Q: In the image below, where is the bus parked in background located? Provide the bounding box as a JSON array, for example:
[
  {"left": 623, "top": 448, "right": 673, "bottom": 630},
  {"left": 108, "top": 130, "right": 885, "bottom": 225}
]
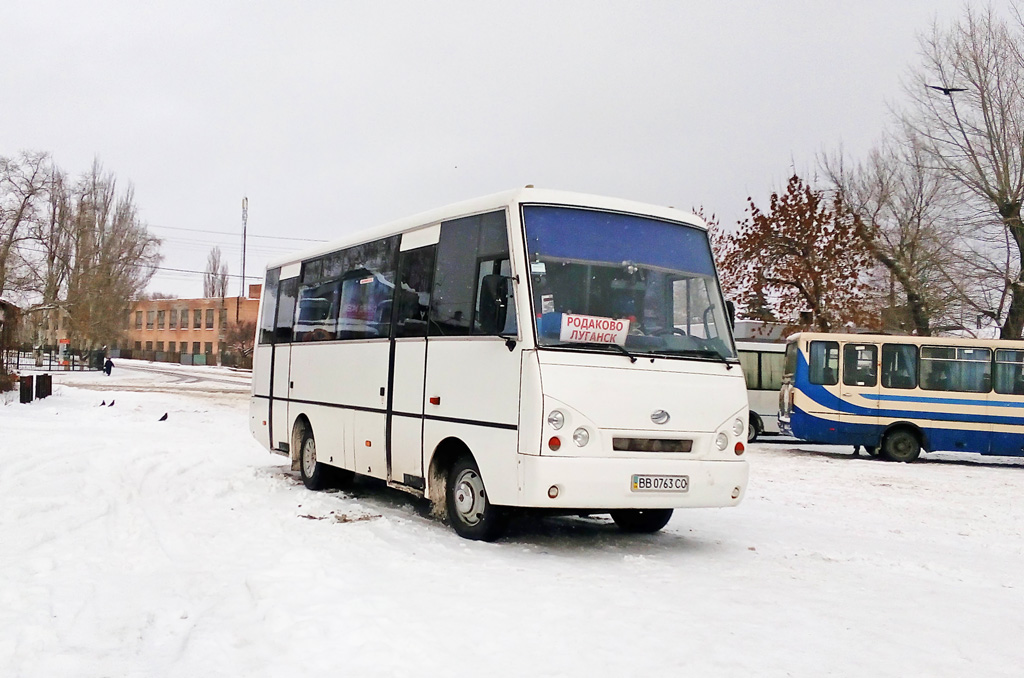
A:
[
  {"left": 250, "top": 188, "right": 750, "bottom": 540},
  {"left": 778, "top": 332, "right": 1024, "bottom": 462},
  {"left": 736, "top": 340, "right": 786, "bottom": 442}
]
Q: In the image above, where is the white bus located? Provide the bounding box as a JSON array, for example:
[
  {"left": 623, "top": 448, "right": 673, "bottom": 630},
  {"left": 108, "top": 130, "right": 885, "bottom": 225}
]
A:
[
  {"left": 736, "top": 340, "right": 786, "bottom": 442},
  {"left": 250, "top": 188, "right": 750, "bottom": 540}
]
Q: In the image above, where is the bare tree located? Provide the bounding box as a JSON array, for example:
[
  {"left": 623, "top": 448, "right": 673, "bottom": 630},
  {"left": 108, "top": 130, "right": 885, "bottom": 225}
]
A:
[
  {"left": 822, "top": 130, "right": 969, "bottom": 335},
  {"left": 0, "top": 152, "right": 51, "bottom": 300},
  {"left": 61, "top": 161, "right": 162, "bottom": 350},
  {"left": 204, "top": 246, "right": 229, "bottom": 299},
  {"left": 902, "top": 4, "right": 1024, "bottom": 337}
]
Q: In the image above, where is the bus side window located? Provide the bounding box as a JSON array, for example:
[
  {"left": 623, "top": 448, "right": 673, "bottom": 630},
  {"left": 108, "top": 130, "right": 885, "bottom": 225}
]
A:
[
  {"left": 431, "top": 210, "right": 511, "bottom": 337},
  {"left": 275, "top": 277, "right": 298, "bottom": 343},
  {"left": 881, "top": 344, "right": 918, "bottom": 389},
  {"left": 808, "top": 341, "right": 839, "bottom": 385},
  {"left": 395, "top": 246, "right": 436, "bottom": 338},
  {"left": 995, "top": 349, "right": 1024, "bottom": 395},
  {"left": 842, "top": 344, "right": 877, "bottom": 387},
  {"left": 258, "top": 268, "right": 280, "bottom": 344}
]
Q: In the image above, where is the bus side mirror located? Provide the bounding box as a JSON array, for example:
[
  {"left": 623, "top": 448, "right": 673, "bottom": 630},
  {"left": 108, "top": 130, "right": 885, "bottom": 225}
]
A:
[{"left": 726, "top": 300, "right": 736, "bottom": 330}]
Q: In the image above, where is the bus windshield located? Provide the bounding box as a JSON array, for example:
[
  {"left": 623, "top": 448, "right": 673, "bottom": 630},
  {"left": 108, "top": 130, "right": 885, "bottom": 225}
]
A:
[{"left": 523, "top": 205, "right": 736, "bottom": 361}]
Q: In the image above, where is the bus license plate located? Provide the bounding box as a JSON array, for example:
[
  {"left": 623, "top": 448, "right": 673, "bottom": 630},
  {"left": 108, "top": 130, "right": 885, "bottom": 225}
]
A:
[{"left": 631, "top": 474, "right": 688, "bottom": 492}]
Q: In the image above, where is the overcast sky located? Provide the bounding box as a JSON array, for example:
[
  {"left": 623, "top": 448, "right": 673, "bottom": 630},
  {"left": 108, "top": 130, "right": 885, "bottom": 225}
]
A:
[{"left": 1, "top": 0, "right": 974, "bottom": 298}]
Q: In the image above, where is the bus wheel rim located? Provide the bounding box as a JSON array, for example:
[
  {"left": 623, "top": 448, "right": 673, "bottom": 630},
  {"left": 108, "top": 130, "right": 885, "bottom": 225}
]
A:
[
  {"left": 453, "top": 469, "right": 484, "bottom": 526},
  {"left": 302, "top": 438, "right": 316, "bottom": 476}
]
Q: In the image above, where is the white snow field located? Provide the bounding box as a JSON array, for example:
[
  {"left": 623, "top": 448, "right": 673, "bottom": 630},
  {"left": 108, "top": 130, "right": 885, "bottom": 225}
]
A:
[{"left": 2, "top": 362, "right": 1022, "bottom": 677}]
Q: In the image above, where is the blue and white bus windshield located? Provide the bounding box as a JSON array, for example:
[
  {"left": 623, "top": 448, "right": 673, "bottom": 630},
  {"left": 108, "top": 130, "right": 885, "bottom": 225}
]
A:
[{"left": 522, "top": 205, "right": 735, "bottom": 361}]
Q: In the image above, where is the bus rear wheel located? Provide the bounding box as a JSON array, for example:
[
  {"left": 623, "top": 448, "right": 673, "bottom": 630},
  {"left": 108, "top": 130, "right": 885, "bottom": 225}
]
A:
[
  {"left": 446, "top": 455, "right": 509, "bottom": 541},
  {"left": 747, "top": 414, "right": 761, "bottom": 443},
  {"left": 610, "top": 508, "right": 674, "bottom": 533},
  {"left": 299, "top": 428, "right": 328, "bottom": 490},
  {"left": 882, "top": 429, "right": 920, "bottom": 463}
]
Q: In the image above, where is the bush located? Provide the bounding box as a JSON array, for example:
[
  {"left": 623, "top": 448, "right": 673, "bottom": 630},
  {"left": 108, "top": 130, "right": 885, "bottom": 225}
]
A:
[{"left": 0, "top": 371, "right": 16, "bottom": 393}]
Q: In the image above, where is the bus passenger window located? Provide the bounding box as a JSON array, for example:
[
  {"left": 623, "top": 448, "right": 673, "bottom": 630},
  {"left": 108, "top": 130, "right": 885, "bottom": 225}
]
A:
[
  {"left": 842, "top": 344, "right": 877, "bottom": 387},
  {"left": 995, "top": 349, "right": 1024, "bottom": 395},
  {"left": 808, "top": 341, "right": 839, "bottom": 385},
  {"left": 258, "top": 268, "right": 280, "bottom": 344},
  {"left": 275, "top": 277, "right": 298, "bottom": 343},
  {"left": 395, "top": 246, "right": 436, "bottom": 339},
  {"left": 882, "top": 344, "right": 918, "bottom": 389}
]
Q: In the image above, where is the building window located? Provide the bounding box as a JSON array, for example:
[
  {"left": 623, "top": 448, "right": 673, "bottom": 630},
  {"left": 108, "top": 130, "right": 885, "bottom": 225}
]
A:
[
  {"left": 206, "top": 308, "right": 214, "bottom": 329},
  {"left": 156, "top": 341, "right": 164, "bottom": 352},
  {"left": 204, "top": 342, "right": 213, "bottom": 354},
  {"left": 169, "top": 341, "right": 176, "bottom": 353},
  {"left": 134, "top": 341, "right": 142, "bottom": 350},
  {"left": 181, "top": 309, "right": 189, "bottom": 329},
  {"left": 192, "top": 341, "right": 201, "bottom": 354},
  {"left": 218, "top": 341, "right": 226, "bottom": 356},
  {"left": 194, "top": 309, "right": 202, "bottom": 328},
  {"left": 135, "top": 311, "right": 143, "bottom": 330},
  {"left": 219, "top": 308, "right": 228, "bottom": 329},
  {"left": 169, "top": 310, "right": 177, "bottom": 329},
  {"left": 146, "top": 311, "right": 155, "bottom": 329},
  {"left": 157, "top": 310, "right": 165, "bottom": 330},
  {"left": 145, "top": 341, "right": 153, "bottom": 351}
]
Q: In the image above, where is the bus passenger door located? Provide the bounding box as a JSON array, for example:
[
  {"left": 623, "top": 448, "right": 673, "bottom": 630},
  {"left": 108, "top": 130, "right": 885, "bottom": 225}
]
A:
[
  {"left": 838, "top": 341, "right": 881, "bottom": 446},
  {"left": 270, "top": 275, "right": 299, "bottom": 452},
  {"left": 387, "top": 237, "right": 438, "bottom": 488}
]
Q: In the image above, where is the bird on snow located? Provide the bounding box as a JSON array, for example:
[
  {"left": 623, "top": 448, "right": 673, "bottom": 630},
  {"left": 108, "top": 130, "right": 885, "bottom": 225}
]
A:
[
  {"left": 107, "top": 400, "right": 115, "bottom": 407},
  {"left": 158, "top": 413, "right": 168, "bottom": 421},
  {"left": 100, "top": 399, "right": 106, "bottom": 406}
]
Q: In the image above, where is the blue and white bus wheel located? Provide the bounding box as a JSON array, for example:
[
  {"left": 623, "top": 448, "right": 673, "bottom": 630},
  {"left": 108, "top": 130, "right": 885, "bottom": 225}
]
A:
[{"left": 882, "top": 429, "right": 921, "bottom": 463}]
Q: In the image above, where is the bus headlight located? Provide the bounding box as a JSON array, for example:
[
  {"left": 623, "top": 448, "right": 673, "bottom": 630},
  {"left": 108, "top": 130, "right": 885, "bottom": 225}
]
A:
[
  {"left": 715, "top": 432, "right": 729, "bottom": 451},
  {"left": 573, "top": 427, "right": 590, "bottom": 447},
  {"left": 547, "top": 410, "right": 565, "bottom": 430},
  {"left": 732, "top": 418, "right": 744, "bottom": 437}
]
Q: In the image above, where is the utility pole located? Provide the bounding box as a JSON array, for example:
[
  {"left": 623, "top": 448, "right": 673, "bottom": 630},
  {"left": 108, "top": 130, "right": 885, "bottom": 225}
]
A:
[{"left": 238, "top": 197, "right": 248, "bottom": 323}]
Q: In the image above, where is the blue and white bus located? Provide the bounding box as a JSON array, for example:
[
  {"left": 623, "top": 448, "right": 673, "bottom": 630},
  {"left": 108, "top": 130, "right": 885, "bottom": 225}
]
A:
[{"left": 778, "top": 332, "right": 1024, "bottom": 462}]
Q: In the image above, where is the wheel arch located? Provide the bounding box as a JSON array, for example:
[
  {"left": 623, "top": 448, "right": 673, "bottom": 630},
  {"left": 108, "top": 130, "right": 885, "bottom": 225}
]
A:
[
  {"left": 290, "top": 412, "right": 312, "bottom": 470},
  {"left": 881, "top": 421, "right": 929, "bottom": 452},
  {"left": 425, "top": 436, "right": 473, "bottom": 519}
]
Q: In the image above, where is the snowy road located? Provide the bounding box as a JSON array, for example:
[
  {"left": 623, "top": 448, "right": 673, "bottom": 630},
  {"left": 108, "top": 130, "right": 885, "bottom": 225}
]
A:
[{"left": 1, "top": 365, "right": 1022, "bottom": 677}]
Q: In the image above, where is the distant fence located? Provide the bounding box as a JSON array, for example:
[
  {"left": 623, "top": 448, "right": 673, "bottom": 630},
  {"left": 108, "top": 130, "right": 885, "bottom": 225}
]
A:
[
  {"left": 2, "top": 345, "right": 252, "bottom": 372},
  {"left": 1, "top": 347, "right": 102, "bottom": 373}
]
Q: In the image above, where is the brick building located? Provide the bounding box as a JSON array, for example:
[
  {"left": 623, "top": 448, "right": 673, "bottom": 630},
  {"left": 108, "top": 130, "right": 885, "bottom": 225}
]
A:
[{"left": 121, "top": 284, "right": 261, "bottom": 366}]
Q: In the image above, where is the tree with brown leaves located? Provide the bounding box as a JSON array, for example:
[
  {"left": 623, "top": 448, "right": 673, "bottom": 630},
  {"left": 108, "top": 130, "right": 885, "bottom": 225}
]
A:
[{"left": 718, "top": 175, "right": 879, "bottom": 332}]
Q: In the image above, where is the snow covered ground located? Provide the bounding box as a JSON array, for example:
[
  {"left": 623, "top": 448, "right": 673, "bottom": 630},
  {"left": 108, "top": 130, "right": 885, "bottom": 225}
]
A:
[{"left": 2, "top": 361, "right": 1022, "bottom": 677}]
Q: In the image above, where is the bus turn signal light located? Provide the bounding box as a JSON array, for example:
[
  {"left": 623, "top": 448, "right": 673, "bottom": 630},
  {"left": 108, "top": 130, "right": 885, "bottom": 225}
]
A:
[
  {"left": 735, "top": 442, "right": 745, "bottom": 455},
  {"left": 548, "top": 437, "right": 561, "bottom": 451}
]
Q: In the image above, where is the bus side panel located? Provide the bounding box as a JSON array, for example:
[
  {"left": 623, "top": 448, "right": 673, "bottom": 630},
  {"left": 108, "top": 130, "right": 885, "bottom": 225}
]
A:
[
  {"left": 270, "top": 345, "right": 292, "bottom": 451},
  {"left": 423, "top": 338, "right": 523, "bottom": 505},
  {"left": 249, "top": 343, "right": 273, "bottom": 450},
  {"left": 288, "top": 341, "right": 390, "bottom": 475},
  {"left": 424, "top": 423, "right": 520, "bottom": 505},
  {"left": 517, "top": 350, "right": 543, "bottom": 458}
]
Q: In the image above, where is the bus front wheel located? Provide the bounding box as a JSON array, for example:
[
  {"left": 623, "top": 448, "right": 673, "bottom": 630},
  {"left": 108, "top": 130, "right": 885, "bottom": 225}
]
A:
[
  {"left": 446, "top": 455, "right": 509, "bottom": 541},
  {"left": 299, "top": 428, "right": 329, "bottom": 490},
  {"left": 882, "top": 429, "right": 921, "bottom": 463},
  {"left": 611, "top": 508, "right": 674, "bottom": 533}
]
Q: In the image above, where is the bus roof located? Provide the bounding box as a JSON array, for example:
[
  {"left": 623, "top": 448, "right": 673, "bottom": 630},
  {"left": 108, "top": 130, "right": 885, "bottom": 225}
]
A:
[
  {"left": 264, "top": 187, "right": 706, "bottom": 271},
  {"left": 786, "top": 331, "right": 1024, "bottom": 350}
]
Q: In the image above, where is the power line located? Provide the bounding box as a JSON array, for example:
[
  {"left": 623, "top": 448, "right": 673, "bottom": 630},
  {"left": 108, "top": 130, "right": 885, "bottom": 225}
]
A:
[{"left": 147, "top": 222, "right": 326, "bottom": 242}]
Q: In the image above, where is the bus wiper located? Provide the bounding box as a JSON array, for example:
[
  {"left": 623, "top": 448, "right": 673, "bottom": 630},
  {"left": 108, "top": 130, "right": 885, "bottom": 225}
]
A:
[
  {"left": 664, "top": 348, "right": 735, "bottom": 369},
  {"left": 558, "top": 341, "right": 638, "bottom": 363}
]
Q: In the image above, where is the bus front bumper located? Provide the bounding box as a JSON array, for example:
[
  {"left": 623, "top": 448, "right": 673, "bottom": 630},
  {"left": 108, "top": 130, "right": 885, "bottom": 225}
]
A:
[{"left": 516, "top": 454, "right": 749, "bottom": 510}]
